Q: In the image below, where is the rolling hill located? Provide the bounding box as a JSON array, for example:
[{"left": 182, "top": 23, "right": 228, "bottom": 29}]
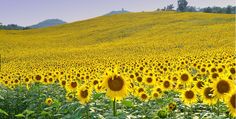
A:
[
  {"left": 0, "top": 11, "right": 234, "bottom": 70},
  {"left": 29, "top": 19, "right": 66, "bottom": 28},
  {"left": 105, "top": 8, "right": 130, "bottom": 16}
]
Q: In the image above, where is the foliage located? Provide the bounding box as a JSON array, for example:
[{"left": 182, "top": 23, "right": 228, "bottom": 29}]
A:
[
  {"left": 0, "top": 24, "right": 30, "bottom": 30},
  {"left": 200, "top": 5, "right": 236, "bottom": 14},
  {"left": 177, "top": 0, "right": 188, "bottom": 12}
]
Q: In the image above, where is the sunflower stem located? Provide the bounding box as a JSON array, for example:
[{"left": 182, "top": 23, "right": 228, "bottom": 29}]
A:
[
  {"left": 86, "top": 103, "right": 89, "bottom": 119},
  {"left": 113, "top": 98, "right": 117, "bottom": 116},
  {"left": 184, "top": 105, "right": 186, "bottom": 118},
  {"left": 217, "top": 99, "right": 220, "bottom": 116}
]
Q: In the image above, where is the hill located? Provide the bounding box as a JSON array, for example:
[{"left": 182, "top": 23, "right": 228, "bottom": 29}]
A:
[
  {"left": 105, "top": 8, "right": 129, "bottom": 15},
  {"left": 0, "top": 11, "right": 234, "bottom": 70},
  {"left": 29, "top": 19, "right": 66, "bottom": 28}
]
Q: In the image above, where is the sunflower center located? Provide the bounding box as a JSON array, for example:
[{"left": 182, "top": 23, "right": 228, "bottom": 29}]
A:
[
  {"left": 138, "top": 88, "right": 144, "bottom": 93},
  {"left": 185, "top": 90, "right": 194, "bottom": 99},
  {"left": 62, "top": 81, "right": 66, "bottom": 85},
  {"left": 164, "top": 81, "right": 170, "bottom": 88},
  {"left": 80, "top": 90, "right": 88, "bottom": 98},
  {"left": 137, "top": 77, "right": 142, "bottom": 82},
  {"left": 181, "top": 74, "right": 189, "bottom": 81},
  {"left": 36, "top": 75, "right": 41, "bottom": 80},
  {"left": 48, "top": 100, "right": 51, "bottom": 103},
  {"left": 230, "top": 93, "right": 236, "bottom": 109},
  {"left": 141, "top": 94, "right": 147, "bottom": 99},
  {"left": 204, "top": 87, "right": 214, "bottom": 99},
  {"left": 147, "top": 77, "right": 152, "bottom": 83},
  {"left": 25, "top": 78, "right": 29, "bottom": 82},
  {"left": 173, "top": 77, "right": 178, "bottom": 81},
  {"left": 157, "top": 88, "right": 162, "bottom": 93},
  {"left": 93, "top": 80, "right": 98, "bottom": 85},
  {"left": 197, "top": 81, "right": 204, "bottom": 89},
  {"left": 71, "top": 82, "right": 77, "bottom": 88},
  {"left": 153, "top": 93, "right": 158, "bottom": 97},
  {"left": 212, "top": 73, "right": 219, "bottom": 79},
  {"left": 49, "top": 78, "right": 53, "bottom": 82},
  {"left": 230, "top": 68, "right": 235, "bottom": 74},
  {"left": 108, "top": 75, "right": 124, "bottom": 91},
  {"left": 217, "top": 80, "right": 230, "bottom": 94}
]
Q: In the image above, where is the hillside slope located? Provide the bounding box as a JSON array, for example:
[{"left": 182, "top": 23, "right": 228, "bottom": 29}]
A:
[
  {"left": 0, "top": 11, "right": 235, "bottom": 70},
  {"left": 29, "top": 19, "right": 66, "bottom": 28}
]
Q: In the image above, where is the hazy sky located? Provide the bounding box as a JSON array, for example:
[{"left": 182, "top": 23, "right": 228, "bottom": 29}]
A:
[{"left": 0, "top": 0, "right": 235, "bottom": 26}]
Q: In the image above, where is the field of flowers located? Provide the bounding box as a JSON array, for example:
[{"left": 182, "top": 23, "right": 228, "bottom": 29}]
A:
[{"left": 0, "top": 12, "right": 235, "bottom": 118}]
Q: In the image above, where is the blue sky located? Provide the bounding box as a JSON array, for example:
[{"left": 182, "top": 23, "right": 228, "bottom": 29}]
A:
[{"left": 0, "top": 0, "right": 235, "bottom": 26}]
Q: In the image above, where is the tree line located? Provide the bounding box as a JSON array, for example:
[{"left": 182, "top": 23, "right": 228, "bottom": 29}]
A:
[
  {"left": 0, "top": 23, "right": 30, "bottom": 30},
  {"left": 159, "top": 0, "right": 235, "bottom": 14}
]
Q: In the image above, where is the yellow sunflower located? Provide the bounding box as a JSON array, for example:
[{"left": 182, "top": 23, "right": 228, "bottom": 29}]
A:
[
  {"left": 200, "top": 86, "right": 217, "bottom": 105},
  {"left": 66, "top": 92, "right": 75, "bottom": 102},
  {"left": 45, "top": 98, "right": 53, "bottom": 106},
  {"left": 225, "top": 89, "right": 236, "bottom": 117},
  {"left": 150, "top": 91, "right": 161, "bottom": 100},
  {"left": 76, "top": 85, "right": 92, "bottom": 105},
  {"left": 181, "top": 88, "right": 198, "bottom": 105},
  {"left": 168, "top": 102, "right": 177, "bottom": 111},
  {"left": 139, "top": 92, "right": 149, "bottom": 102},
  {"left": 162, "top": 79, "right": 173, "bottom": 91},
  {"left": 213, "top": 78, "right": 234, "bottom": 100},
  {"left": 179, "top": 71, "right": 192, "bottom": 86},
  {"left": 66, "top": 80, "right": 79, "bottom": 92},
  {"left": 102, "top": 70, "right": 129, "bottom": 100}
]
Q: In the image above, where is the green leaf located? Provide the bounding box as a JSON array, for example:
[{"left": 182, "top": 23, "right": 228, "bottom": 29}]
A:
[
  {"left": 40, "top": 111, "right": 51, "bottom": 116},
  {"left": 0, "top": 95, "right": 4, "bottom": 100},
  {"left": 23, "top": 109, "right": 35, "bottom": 115},
  {"left": 93, "top": 93, "right": 104, "bottom": 100},
  {"left": 15, "top": 113, "right": 25, "bottom": 118},
  {"left": 0, "top": 108, "right": 8, "bottom": 116},
  {"left": 122, "top": 100, "right": 133, "bottom": 107}
]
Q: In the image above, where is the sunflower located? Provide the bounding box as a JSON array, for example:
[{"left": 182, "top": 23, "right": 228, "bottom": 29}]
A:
[
  {"left": 94, "top": 84, "right": 105, "bottom": 93},
  {"left": 66, "top": 92, "right": 75, "bottom": 102},
  {"left": 76, "top": 85, "right": 92, "bottom": 105},
  {"left": 213, "top": 78, "right": 234, "bottom": 100},
  {"left": 102, "top": 71, "right": 129, "bottom": 100},
  {"left": 145, "top": 76, "right": 155, "bottom": 85},
  {"left": 154, "top": 86, "right": 163, "bottom": 94},
  {"left": 225, "top": 89, "right": 236, "bottom": 117},
  {"left": 194, "top": 79, "right": 205, "bottom": 93},
  {"left": 201, "top": 86, "right": 217, "bottom": 105},
  {"left": 66, "top": 80, "right": 78, "bottom": 92},
  {"left": 34, "top": 74, "right": 44, "bottom": 83},
  {"left": 179, "top": 71, "right": 192, "bottom": 86},
  {"left": 59, "top": 79, "right": 67, "bottom": 88},
  {"left": 139, "top": 92, "right": 149, "bottom": 102},
  {"left": 162, "top": 80, "right": 172, "bottom": 91},
  {"left": 168, "top": 102, "right": 177, "bottom": 111},
  {"left": 136, "top": 76, "right": 143, "bottom": 84},
  {"left": 181, "top": 88, "right": 198, "bottom": 105},
  {"left": 45, "top": 98, "right": 53, "bottom": 106},
  {"left": 150, "top": 91, "right": 160, "bottom": 100}
]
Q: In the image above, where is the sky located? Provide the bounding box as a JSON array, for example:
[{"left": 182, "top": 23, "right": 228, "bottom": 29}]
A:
[{"left": 0, "top": 0, "right": 235, "bottom": 26}]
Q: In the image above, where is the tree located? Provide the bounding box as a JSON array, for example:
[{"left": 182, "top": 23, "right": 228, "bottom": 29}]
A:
[
  {"left": 167, "top": 4, "right": 174, "bottom": 10},
  {"left": 226, "top": 5, "right": 232, "bottom": 14},
  {"left": 177, "top": 0, "right": 188, "bottom": 12},
  {"left": 202, "top": 7, "right": 212, "bottom": 13},
  {"left": 186, "top": 6, "right": 197, "bottom": 12}
]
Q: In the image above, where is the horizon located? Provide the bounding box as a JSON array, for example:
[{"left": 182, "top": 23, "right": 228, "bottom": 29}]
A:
[{"left": 0, "top": 0, "right": 235, "bottom": 26}]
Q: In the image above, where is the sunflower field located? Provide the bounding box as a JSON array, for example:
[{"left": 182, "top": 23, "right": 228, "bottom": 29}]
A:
[{"left": 0, "top": 12, "right": 235, "bottom": 119}]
